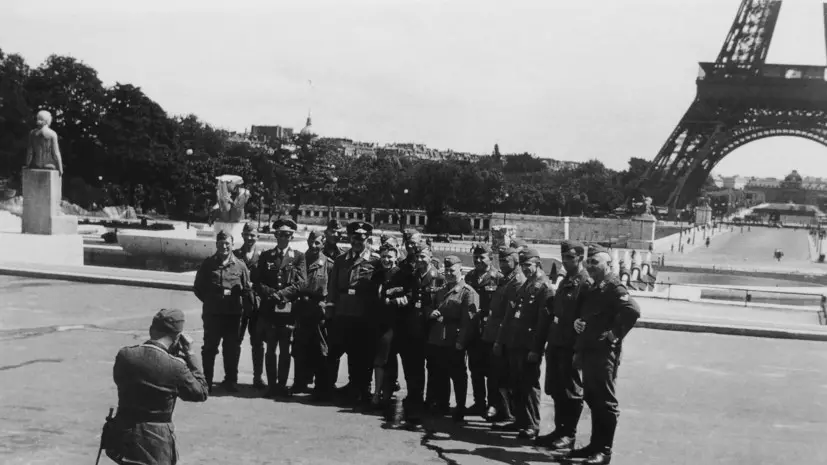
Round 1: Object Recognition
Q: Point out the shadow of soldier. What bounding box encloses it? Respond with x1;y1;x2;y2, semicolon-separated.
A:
417;421;555;464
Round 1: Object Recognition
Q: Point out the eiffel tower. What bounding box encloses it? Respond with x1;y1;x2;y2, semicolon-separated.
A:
643;0;827;213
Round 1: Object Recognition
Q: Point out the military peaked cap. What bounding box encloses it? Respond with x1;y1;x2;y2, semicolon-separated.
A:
273;218;298;232
347;221;374;235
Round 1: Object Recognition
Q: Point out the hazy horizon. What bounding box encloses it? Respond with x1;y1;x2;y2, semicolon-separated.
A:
3;0;827;179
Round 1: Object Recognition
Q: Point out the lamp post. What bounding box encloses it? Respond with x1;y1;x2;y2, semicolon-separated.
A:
327;174;339;220
503;192;510;224
400;188;409;232
257;181;264;231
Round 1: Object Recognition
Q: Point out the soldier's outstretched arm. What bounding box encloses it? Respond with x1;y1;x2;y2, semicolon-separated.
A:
175;351;209;402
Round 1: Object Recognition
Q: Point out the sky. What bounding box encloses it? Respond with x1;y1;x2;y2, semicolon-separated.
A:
3;0;827;178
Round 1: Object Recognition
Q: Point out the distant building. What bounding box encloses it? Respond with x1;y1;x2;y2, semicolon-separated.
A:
745;170;827;209
542;159;582;171
250;125;294;141
721;175;748;190
751;202;826;226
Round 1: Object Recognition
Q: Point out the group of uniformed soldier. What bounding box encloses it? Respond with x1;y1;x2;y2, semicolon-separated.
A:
107;217;640;465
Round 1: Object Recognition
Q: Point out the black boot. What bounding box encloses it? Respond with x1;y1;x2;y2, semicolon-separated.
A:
202;353;216;393
252;346;265;388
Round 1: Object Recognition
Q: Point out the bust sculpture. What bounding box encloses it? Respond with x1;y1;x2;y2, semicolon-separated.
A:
25;110;63;177
214;175;250;223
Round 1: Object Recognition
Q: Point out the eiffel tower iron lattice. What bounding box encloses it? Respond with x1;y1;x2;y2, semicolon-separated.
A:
642;0;827;213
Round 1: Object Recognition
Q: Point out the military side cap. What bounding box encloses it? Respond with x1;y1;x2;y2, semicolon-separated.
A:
242;222;257;234
216;230;232;242
407;240;429;255
307;230;323;242
519;247;541;262
347;221;374;235
325;219;340;231
561;240;585;256
587;244;609;257
273;218;298;232
444;255;462;267
380;233;391;242
151;308;185;334
498;247;519;258
379;241;399;254
511;239;528;249
472;243;492;255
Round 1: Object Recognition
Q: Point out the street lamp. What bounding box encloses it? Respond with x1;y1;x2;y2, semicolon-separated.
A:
257;181;264;230
503;193;510;224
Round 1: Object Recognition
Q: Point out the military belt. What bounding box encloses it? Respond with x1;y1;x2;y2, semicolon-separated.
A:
116;409;172;424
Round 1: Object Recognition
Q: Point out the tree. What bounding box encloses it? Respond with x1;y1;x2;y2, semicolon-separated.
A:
492;143;501;160
0;50;32;180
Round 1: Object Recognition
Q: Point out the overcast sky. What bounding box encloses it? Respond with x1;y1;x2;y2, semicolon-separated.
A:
3;0;827;178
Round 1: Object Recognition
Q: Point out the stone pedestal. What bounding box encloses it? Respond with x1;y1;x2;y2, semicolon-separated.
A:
695;205;713;226
22;168;77;235
627;215;656;251
0;232;83;266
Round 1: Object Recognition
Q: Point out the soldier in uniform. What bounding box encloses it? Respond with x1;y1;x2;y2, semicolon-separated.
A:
233;222;265;389
370;242;406;407
399;228;423;271
482;247;525;422
426;255;479;423
394;241;440;424
292;230;333;395
107;309;209;465
462;243;503;417
566;245;641;465
255;219;307;398
493;248;554;440
193;231;253;392
323;219;345;260
322;221;381;404
534;241;590;453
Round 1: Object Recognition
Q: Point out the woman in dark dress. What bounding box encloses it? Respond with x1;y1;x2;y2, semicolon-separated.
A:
371;242;408;406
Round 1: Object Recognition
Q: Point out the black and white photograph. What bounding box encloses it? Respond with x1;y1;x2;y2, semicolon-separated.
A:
1;0;826;464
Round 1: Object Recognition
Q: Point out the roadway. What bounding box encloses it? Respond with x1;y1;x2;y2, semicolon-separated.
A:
1;277;826;464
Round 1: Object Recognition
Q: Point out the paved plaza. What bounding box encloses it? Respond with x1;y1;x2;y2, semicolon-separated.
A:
1;276;826;465
663;227;825;275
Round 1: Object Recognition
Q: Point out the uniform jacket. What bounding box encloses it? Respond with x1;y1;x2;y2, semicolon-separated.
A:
396;264;443;339
294;251;334;321
482;269;526;343
427;281;479;348
233;244;262;312
107;340;209;465
193;254;254;315
575;274;641;352
464;267;503;339
372;265;408;330
496;269;554;351
536;268;591;353
255;246;307;317
326;247;380;318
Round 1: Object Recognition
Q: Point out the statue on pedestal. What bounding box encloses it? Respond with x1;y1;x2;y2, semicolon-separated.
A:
214;175;250;223
24;110;64;177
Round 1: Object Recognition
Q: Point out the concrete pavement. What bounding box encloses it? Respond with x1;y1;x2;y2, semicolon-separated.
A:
1;276;826;465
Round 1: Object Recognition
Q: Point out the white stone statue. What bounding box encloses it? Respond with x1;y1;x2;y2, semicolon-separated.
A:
212;175;250;243
25;110;64;177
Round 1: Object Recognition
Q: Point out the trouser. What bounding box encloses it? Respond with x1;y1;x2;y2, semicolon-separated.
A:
393;326;426;417
581;348;621;453
201;314;242;385
486;340;513;418
426;345;468;410
238;312;265;381
466;337;488;406
545;346;584;438
324;315;374;396
262;316;293;388
293;316;327;387
507;347;541;431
